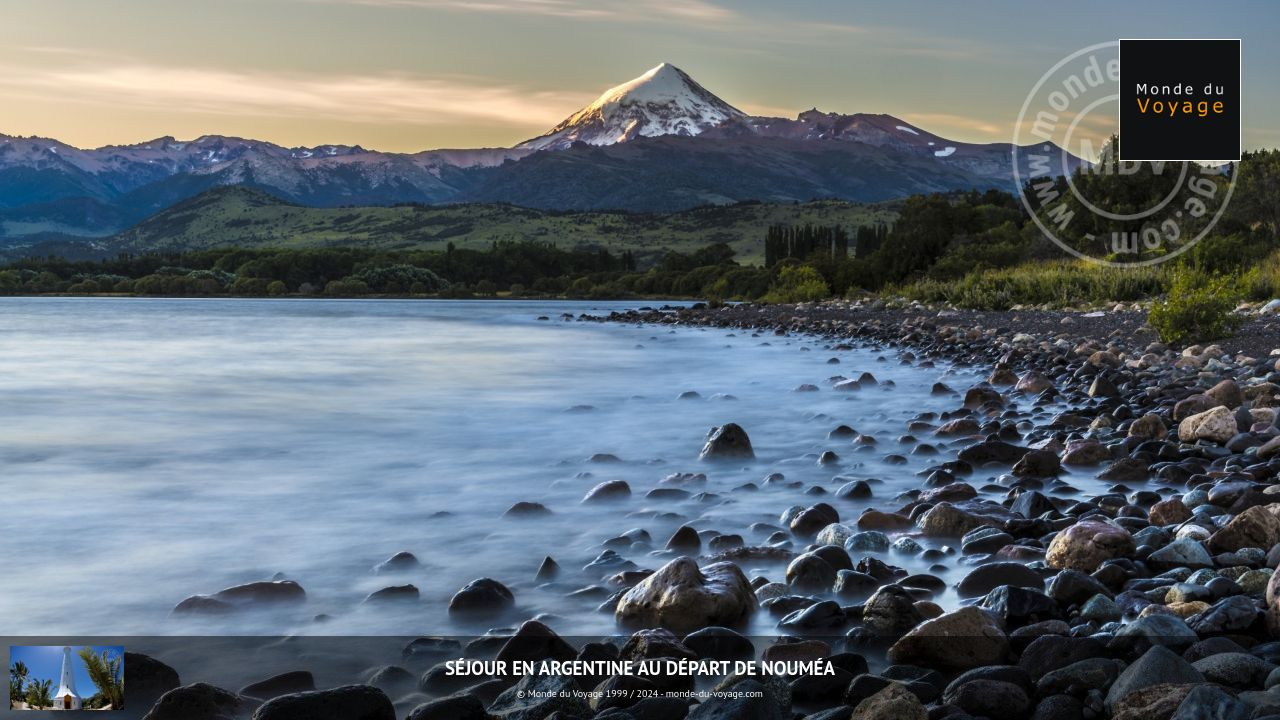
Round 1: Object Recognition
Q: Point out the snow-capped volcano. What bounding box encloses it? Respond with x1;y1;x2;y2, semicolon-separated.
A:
517;63;745;151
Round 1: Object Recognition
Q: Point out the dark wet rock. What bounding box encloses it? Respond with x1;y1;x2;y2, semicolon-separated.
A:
791;503;840;536
251;685;394;720
447;578;514;616
683;626;754;661
505;501;553;517
1147;538;1214;570
364;666;415;696
779;600;846;632
240;672;316;701
833;570;879;601
665;525;701;553
1061;438;1112;465
406;695;487;720
583;480;632;503
836;480;873;499
1017;635;1107;678
856;509;913;531
363;584;418;604
1104;646;1204;711
958;439;1026;465
1192;651;1272;688
1128;413;1169;440
496;620;577;665
1112;613;1199;652
862;585;926;637
125;652;181;712
1189;595;1262;634
1207;378;1244;408
886;606;1009;671
700;423;754;460
786;553;837;592
979;585;1059;625
943;679;1030;720
1099;457;1150;483
599;697;690;720
790;669;855;707
686;677;787;719
1169;683;1250;720
615;557;755;633
1207;505;1280;553
1046;520;1135;572
619;628;696;661
1109;683;1196;720
847;681;927;720
1011;489;1056;518
1149;498;1192;525
142;683;246;720
916;501;992;537
535;556;560;581
1035;657;1123;697
373;551;419;573
175;580;306;614
1031;694;1085;720
957;562;1044;598
489;674;589;720
1046;568;1114;607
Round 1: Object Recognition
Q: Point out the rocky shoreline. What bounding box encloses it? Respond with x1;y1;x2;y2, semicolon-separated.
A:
120;299;1280;720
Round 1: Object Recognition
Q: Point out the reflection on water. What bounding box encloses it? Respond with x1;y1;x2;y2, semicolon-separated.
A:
0;298;1000;637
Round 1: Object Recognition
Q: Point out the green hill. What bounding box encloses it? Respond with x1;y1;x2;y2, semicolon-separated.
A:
105;186;895;265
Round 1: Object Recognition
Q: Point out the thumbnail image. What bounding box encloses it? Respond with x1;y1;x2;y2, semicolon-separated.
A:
9;646;124;712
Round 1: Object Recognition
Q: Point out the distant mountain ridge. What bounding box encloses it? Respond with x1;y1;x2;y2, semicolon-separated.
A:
0;62;1080;248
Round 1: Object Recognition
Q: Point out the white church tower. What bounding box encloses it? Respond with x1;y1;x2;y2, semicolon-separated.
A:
52;646;82;711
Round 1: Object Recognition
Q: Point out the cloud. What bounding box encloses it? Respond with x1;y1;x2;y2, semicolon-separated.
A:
0;62;592;129
900;112;1007;137
298;0;736;22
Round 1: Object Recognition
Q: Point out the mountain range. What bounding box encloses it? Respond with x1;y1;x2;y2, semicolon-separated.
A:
0;62;1079;250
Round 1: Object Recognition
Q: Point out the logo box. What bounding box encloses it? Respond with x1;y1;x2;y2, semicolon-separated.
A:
1119;39;1241;161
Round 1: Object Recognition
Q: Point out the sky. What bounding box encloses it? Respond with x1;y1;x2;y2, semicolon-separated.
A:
10;645;122;702
1;0;1277;153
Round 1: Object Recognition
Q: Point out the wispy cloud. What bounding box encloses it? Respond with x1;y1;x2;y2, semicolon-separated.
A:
298;0;736;22
901;113;1007;137
0;61;591;128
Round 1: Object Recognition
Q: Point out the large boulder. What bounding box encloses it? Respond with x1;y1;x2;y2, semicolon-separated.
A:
252;686;393;720
850;682;927;720
862;585;926;637
143;683;246;720
174;581;305;615
1104;646;1204;711
1177;406;1237;444
1045;521;1135;572
1206;505;1280;553
615;557;755;633
489;674;590;720
917;502;993;537
700;424;754;460
125;652;181;712
886;606;1010;671
447;578;514;616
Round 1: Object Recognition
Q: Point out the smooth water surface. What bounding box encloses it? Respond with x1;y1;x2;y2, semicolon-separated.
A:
0;298;995;637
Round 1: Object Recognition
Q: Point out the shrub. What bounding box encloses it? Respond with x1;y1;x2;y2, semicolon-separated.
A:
352;264;447;293
267;280;288;296
323;278;370;296
1147;266;1243;345
763;265;831;303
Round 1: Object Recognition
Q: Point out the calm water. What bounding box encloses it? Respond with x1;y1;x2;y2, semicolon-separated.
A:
0;298;996;638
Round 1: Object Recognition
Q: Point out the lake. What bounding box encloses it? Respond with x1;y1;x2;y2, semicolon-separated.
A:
0;297;986;638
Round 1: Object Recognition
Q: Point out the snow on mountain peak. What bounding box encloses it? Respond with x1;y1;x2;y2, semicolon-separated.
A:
517;63;745;151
